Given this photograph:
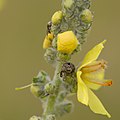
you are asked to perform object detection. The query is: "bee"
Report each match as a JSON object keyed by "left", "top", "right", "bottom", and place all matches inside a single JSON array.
[
  {"left": 60, "top": 62, "right": 75, "bottom": 80},
  {"left": 43, "top": 21, "right": 54, "bottom": 49}
]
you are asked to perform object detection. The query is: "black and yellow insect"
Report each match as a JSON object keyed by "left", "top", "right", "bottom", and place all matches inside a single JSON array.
[
  {"left": 43, "top": 21, "right": 54, "bottom": 49},
  {"left": 47, "top": 21, "right": 52, "bottom": 34}
]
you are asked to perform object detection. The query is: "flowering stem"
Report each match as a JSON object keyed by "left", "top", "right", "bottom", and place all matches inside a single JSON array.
[
  {"left": 42, "top": 61, "right": 62, "bottom": 119},
  {"left": 29, "top": 0, "right": 92, "bottom": 120},
  {"left": 16, "top": 0, "right": 112, "bottom": 119}
]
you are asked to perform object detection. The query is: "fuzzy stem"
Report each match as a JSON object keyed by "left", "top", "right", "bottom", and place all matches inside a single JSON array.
[
  {"left": 42, "top": 61, "right": 62, "bottom": 119},
  {"left": 37, "top": 0, "right": 92, "bottom": 119}
]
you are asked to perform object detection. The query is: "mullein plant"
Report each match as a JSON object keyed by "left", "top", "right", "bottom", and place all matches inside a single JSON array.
[{"left": 16, "top": 0, "right": 112, "bottom": 120}]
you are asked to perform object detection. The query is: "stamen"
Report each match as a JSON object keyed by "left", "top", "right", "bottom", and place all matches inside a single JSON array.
[
  {"left": 81, "top": 60, "right": 107, "bottom": 73},
  {"left": 86, "top": 79, "right": 112, "bottom": 86},
  {"left": 15, "top": 83, "right": 32, "bottom": 91}
]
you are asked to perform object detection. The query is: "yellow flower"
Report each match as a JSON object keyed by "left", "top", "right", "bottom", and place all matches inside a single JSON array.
[
  {"left": 77, "top": 40, "right": 112, "bottom": 118},
  {"left": 57, "top": 31, "right": 79, "bottom": 54},
  {"left": 43, "top": 33, "right": 54, "bottom": 49}
]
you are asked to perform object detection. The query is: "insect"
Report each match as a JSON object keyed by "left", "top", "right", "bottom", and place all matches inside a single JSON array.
[
  {"left": 47, "top": 21, "right": 52, "bottom": 34},
  {"left": 60, "top": 62, "right": 75, "bottom": 80},
  {"left": 43, "top": 21, "right": 54, "bottom": 49}
]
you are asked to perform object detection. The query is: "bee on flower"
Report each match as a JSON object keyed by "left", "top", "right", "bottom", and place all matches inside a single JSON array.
[{"left": 77, "top": 40, "right": 112, "bottom": 118}]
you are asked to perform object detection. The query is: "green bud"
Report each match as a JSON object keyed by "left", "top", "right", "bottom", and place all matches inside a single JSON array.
[
  {"left": 57, "top": 91, "right": 68, "bottom": 102},
  {"left": 63, "top": 0, "right": 74, "bottom": 9},
  {"left": 30, "top": 85, "right": 42, "bottom": 97},
  {"left": 58, "top": 52, "right": 71, "bottom": 61},
  {"left": 80, "top": 9, "right": 93, "bottom": 23},
  {"left": 55, "top": 101, "right": 73, "bottom": 116},
  {"left": 46, "top": 114, "right": 56, "bottom": 120},
  {"left": 52, "top": 11, "right": 63, "bottom": 25},
  {"left": 44, "top": 82, "right": 55, "bottom": 94},
  {"left": 63, "top": 101, "right": 73, "bottom": 113},
  {"left": 60, "top": 22, "right": 69, "bottom": 32},
  {"left": 29, "top": 116, "right": 41, "bottom": 120},
  {"left": 33, "top": 71, "right": 50, "bottom": 84}
]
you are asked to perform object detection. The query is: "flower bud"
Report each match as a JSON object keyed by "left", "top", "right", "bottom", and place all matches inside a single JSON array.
[
  {"left": 63, "top": 0, "right": 74, "bottom": 9},
  {"left": 44, "top": 82, "right": 55, "bottom": 94},
  {"left": 63, "top": 101, "right": 73, "bottom": 113},
  {"left": 30, "top": 85, "right": 43, "bottom": 97},
  {"left": 52, "top": 11, "right": 63, "bottom": 25},
  {"left": 29, "top": 116, "right": 41, "bottom": 120},
  {"left": 58, "top": 52, "right": 71, "bottom": 61},
  {"left": 57, "top": 91, "right": 68, "bottom": 102},
  {"left": 80, "top": 9, "right": 93, "bottom": 23},
  {"left": 33, "top": 71, "right": 50, "bottom": 84},
  {"left": 46, "top": 114, "right": 56, "bottom": 120},
  {"left": 57, "top": 31, "right": 79, "bottom": 54},
  {"left": 55, "top": 101, "right": 73, "bottom": 116},
  {"left": 43, "top": 33, "right": 54, "bottom": 49}
]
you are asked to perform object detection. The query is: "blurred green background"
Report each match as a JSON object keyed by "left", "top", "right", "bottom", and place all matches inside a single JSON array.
[{"left": 0, "top": 0, "right": 119, "bottom": 120}]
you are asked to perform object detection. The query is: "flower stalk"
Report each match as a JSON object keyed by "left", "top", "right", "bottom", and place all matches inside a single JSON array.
[
  {"left": 16, "top": 0, "right": 112, "bottom": 120},
  {"left": 42, "top": 62, "right": 62, "bottom": 119}
]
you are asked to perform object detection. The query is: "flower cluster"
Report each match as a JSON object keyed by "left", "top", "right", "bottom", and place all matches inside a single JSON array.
[
  {"left": 43, "top": 28, "right": 112, "bottom": 118},
  {"left": 16, "top": 0, "right": 112, "bottom": 120}
]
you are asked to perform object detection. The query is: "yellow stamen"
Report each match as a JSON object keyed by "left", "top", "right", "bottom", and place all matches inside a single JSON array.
[
  {"left": 86, "top": 79, "right": 112, "bottom": 86},
  {"left": 81, "top": 60, "right": 107, "bottom": 73}
]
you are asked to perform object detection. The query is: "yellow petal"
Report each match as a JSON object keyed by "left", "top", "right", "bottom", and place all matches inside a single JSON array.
[
  {"left": 78, "top": 40, "right": 106, "bottom": 70},
  {"left": 88, "top": 89, "right": 111, "bottom": 118},
  {"left": 82, "top": 70, "right": 112, "bottom": 90},
  {"left": 77, "top": 71, "right": 89, "bottom": 105},
  {"left": 57, "top": 31, "right": 79, "bottom": 54},
  {"left": 48, "top": 33, "right": 54, "bottom": 40},
  {"left": 82, "top": 69, "right": 105, "bottom": 90},
  {"left": 43, "top": 36, "right": 52, "bottom": 49}
]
